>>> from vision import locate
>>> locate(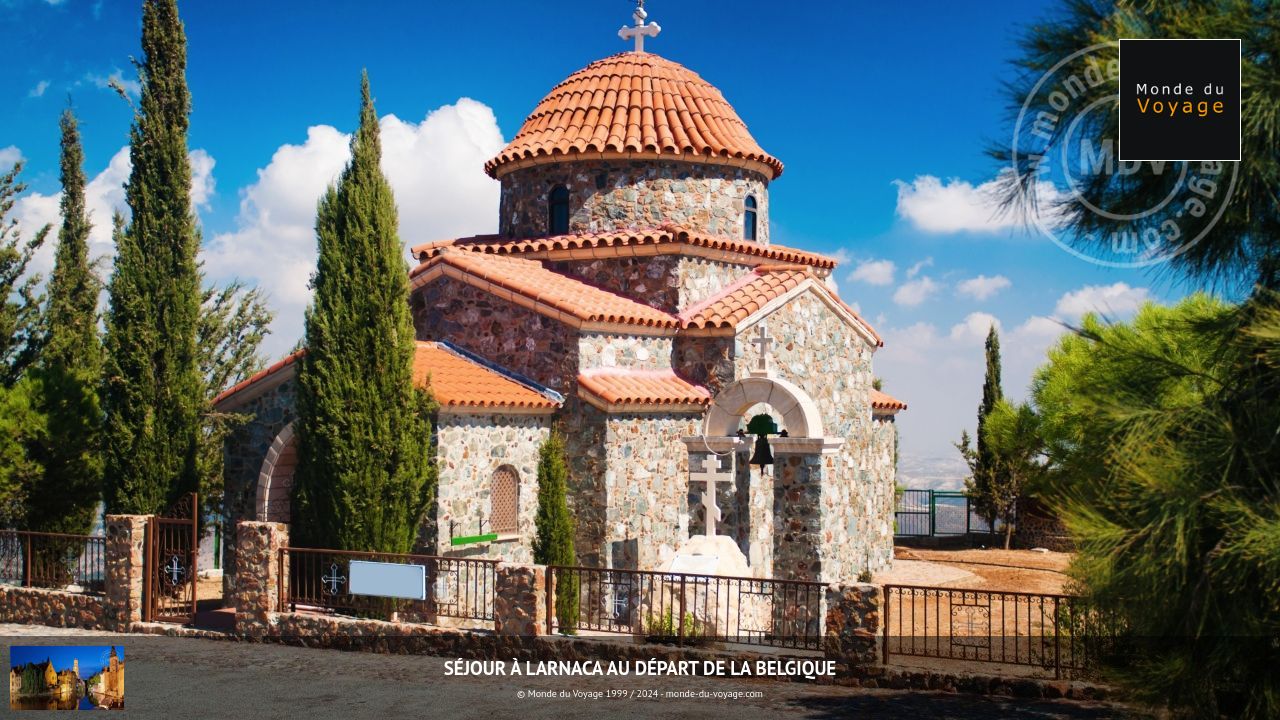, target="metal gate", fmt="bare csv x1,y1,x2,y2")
145,492,198,624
